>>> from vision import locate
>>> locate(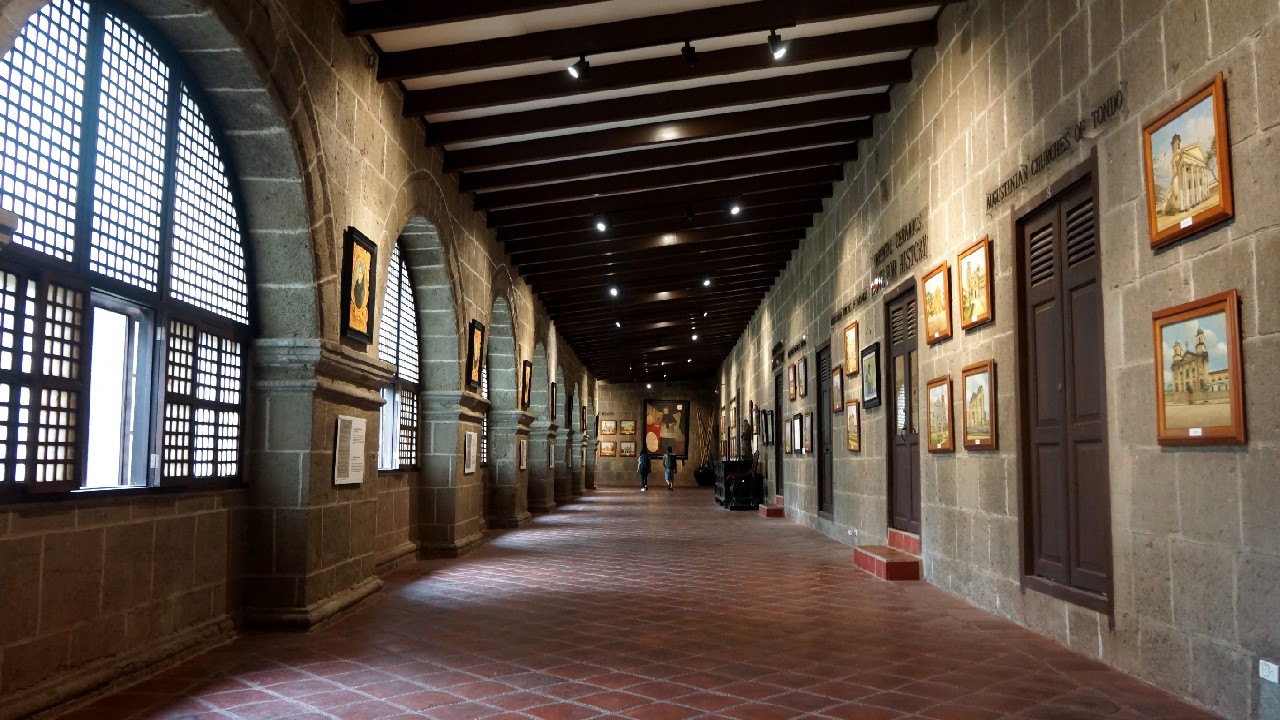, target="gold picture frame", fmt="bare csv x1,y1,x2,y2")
619,419,637,435
926,374,954,453
600,419,618,435
340,226,376,345
600,440,617,457
961,360,997,450
831,365,844,413
465,319,485,387
922,260,952,345
845,401,861,452
844,320,859,376
958,236,993,331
